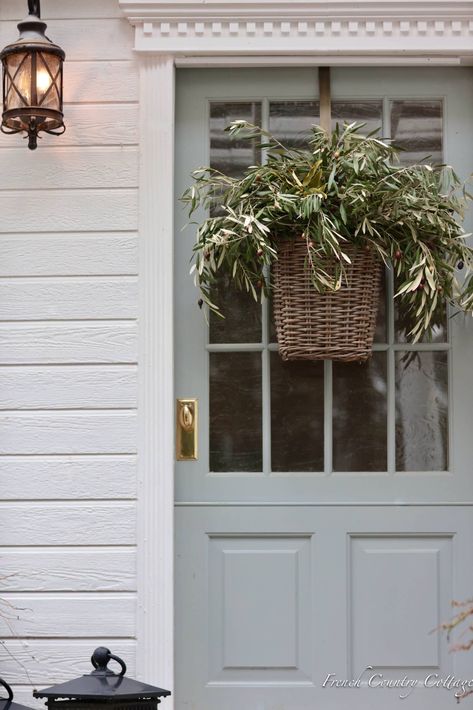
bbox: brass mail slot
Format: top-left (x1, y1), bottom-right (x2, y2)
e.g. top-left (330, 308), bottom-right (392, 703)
top-left (176, 399), bottom-right (198, 461)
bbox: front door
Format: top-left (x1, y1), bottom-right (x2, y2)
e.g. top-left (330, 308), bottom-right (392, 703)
top-left (174, 67), bottom-right (473, 710)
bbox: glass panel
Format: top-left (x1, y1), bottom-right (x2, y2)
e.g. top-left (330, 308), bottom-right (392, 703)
top-left (5, 52), bottom-right (30, 109)
top-left (270, 353), bottom-right (324, 472)
top-left (332, 100), bottom-right (383, 136)
top-left (210, 101), bottom-right (262, 178)
top-left (333, 353), bottom-right (388, 471)
top-left (390, 100), bottom-right (443, 165)
top-left (391, 99), bottom-right (445, 341)
top-left (209, 101), bottom-right (262, 343)
top-left (269, 100), bottom-right (320, 148)
top-left (210, 352), bottom-right (262, 472)
top-left (209, 274), bottom-right (262, 344)
top-left (37, 52), bottom-right (61, 110)
top-left (395, 351), bottom-right (448, 471)
top-left (395, 302), bottom-right (447, 344)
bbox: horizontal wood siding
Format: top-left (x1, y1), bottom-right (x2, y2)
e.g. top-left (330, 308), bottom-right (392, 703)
top-left (0, 278), bottom-right (138, 320)
top-left (0, 366), bottom-right (137, 409)
top-left (0, 323), bottom-right (137, 363)
top-left (0, 502), bottom-right (136, 545)
top-left (1, 147), bottom-right (138, 189)
top-left (0, 594), bottom-right (136, 637)
top-left (0, 455), bottom-right (136, 499)
top-left (0, 234), bottom-right (138, 276)
top-left (0, 3), bottom-right (139, 694)
top-left (1, 549), bottom-right (136, 591)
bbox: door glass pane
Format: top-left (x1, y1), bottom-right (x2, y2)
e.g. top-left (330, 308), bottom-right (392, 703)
top-left (210, 273), bottom-right (262, 344)
top-left (270, 354), bottom-right (324, 472)
top-left (392, 99), bottom-right (445, 341)
top-left (269, 100), bottom-right (319, 148)
top-left (390, 99), bottom-right (443, 165)
top-left (210, 352), bottom-right (262, 472)
top-left (332, 100), bottom-right (383, 136)
top-left (210, 101), bottom-right (262, 177)
top-left (209, 102), bottom-right (262, 343)
top-left (333, 353), bottom-right (388, 471)
top-left (395, 303), bottom-right (447, 344)
top-left (395, 351), bottom-right (448, 471)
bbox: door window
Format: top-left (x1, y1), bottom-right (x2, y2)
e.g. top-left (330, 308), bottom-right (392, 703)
top-left (207, 98), bottom-right (448, 474)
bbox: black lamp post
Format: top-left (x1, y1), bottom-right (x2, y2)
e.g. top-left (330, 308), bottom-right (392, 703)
top-left (1, 0), bottom-right (65, 149)
top-left (33, 647), bottom-right (171, 710)
top-left (0, 678), bottom-right (36, 710)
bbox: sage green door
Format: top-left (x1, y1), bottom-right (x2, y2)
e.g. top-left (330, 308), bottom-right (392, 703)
top-left (175, 67), bottom-right (473, 710)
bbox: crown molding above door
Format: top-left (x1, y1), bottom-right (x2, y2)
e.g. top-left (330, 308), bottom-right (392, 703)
top-left (119, 0), bottom-right (473, 61)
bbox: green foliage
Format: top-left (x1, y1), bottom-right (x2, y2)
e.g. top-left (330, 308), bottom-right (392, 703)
top-left (182, 121), bottom-right (473, 341)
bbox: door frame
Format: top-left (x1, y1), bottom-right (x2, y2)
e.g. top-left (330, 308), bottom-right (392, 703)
top-left (118, 2), bottom-right (473, 706)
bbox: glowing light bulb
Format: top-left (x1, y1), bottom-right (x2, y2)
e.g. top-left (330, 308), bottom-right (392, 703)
top-left (36, 68), bottom-right (52, 94)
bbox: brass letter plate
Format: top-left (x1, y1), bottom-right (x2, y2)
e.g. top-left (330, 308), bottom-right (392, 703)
top-left (176, 399), bottom-right (198, 460)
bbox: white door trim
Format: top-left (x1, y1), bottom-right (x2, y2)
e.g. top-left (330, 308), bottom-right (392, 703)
top-left (118, 1), bottom-right (473, 705)
top-left (136, 54), bottom-right (175, 694)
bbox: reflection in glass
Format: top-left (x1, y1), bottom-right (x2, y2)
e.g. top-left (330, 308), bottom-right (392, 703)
top-left (208, 102), bottom-right (263, 340)
top-left (210, 352), bottom-right (262, 472)
top-left (333, 353), bottom-right (387, 471)
top-left (269, 100), bottom-right (383, 149)
top-left (269, 101), bottom-right (320, 148)
top-left (270, 353), bottom-right (324, 472)
top-left (209, 273), bottom-right (262, 344)
top-left (332, 101), bottom-right (383, 136)
top-left (395, 351), bottom-right (448, 471)
top-left (210, 101), bottom-right (262, 178)
top-left (395, 302), bottom-right (447, 344)
top-left (390, 100), bottom-right (443, 165)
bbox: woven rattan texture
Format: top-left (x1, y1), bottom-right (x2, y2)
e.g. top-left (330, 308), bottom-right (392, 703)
top-left (273, 240), bottom-right (383, 362)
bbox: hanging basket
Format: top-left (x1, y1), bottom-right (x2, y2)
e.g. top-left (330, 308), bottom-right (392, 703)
top-left (273, 240), bottom-right (383, 362)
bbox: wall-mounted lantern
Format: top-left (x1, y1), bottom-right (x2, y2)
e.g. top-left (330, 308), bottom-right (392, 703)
top-left (34, 647), bottom-right (171, 710)
top-left (1, 0), bottom-right (65, 150)
top-left (0, 678), bottom-right (35, 710)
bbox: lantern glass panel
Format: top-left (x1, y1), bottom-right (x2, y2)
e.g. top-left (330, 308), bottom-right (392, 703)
top-left (37, 52), bottom-right (61, 110)
top-left (4, 52), bottom-right (30, 116)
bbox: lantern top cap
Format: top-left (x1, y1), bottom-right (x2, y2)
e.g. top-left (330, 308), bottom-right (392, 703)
top-left (0, 8), bottom-right (65, 61)
top-left (0, 677), bottom-right (36, 710)
top-left (33, 648), bottom-right (171, 702)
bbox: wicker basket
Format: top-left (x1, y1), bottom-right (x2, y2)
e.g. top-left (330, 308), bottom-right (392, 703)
top-left (273, 239), bottom-right (383, 362)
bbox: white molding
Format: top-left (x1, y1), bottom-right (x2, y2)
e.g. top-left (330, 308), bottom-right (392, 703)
top-left (119, 0), bottom-right (473, 59)
top-left (175, 55), bottom-right (462, 67)
top-left (136, 54), bottom-right (175, 701)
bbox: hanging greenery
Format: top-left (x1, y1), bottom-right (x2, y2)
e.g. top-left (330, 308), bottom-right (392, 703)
top-left (182, 121), bottom-right (473, 342)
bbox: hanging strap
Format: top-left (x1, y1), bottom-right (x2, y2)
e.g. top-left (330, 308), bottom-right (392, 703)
top-left (28, 0), bottom-right (41, 17)
top-left (319, 67), bottom-right (331, 132)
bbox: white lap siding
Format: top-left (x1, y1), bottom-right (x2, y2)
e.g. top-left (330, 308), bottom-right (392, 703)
top-left (0, 1), bottom-right (138, 703)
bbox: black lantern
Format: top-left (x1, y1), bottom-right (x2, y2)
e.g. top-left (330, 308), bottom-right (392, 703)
top-left (0, 678), bottom-right (36, 710)
top-left (1, 0), bottom-right (65, 150)
top-left (33, 648), bottom-right (171, 710)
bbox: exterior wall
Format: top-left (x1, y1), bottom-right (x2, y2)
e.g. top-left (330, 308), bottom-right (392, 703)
top-left (0, 1), bottom-right (138, 704)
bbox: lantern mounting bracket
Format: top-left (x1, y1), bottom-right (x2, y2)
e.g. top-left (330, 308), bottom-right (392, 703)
top-left (28, 0), bottom-right (41, 18)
